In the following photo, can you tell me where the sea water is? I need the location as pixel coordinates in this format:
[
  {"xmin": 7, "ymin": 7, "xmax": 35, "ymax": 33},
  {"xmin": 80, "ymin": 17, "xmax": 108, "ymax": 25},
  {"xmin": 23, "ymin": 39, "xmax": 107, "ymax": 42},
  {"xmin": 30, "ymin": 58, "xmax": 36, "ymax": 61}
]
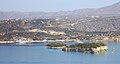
[{"xmin": 0, "ymin": 42, "xmax": 120, "ymax": 64}]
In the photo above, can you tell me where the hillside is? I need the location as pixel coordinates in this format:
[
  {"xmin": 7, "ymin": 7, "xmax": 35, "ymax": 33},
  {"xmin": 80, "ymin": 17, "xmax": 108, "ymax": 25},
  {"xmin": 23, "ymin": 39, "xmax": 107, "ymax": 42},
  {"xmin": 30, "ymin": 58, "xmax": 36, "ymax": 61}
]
[{"xmin": 0, "ymin": 16, "xmax": 120, "ymax": 40}]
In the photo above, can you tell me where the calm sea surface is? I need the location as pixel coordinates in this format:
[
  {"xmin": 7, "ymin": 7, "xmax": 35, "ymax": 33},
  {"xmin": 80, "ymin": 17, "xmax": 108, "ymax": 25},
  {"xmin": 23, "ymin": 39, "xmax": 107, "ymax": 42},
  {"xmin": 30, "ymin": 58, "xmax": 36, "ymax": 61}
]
[{"xmin": 0, "ymin": 42, "xmax": 120, "ymax": 64}]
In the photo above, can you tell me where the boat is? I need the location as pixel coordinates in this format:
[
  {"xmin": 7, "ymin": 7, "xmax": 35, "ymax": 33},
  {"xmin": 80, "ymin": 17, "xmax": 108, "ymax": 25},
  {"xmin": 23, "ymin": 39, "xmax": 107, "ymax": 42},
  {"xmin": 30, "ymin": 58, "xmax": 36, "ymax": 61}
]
[
  {"xmin": 76, "ymin": 40, "xmax": 84, "ymax": 43},
  {"xmin": 112, "ymin": 47, "xmax": 115, "ymax": 53}
]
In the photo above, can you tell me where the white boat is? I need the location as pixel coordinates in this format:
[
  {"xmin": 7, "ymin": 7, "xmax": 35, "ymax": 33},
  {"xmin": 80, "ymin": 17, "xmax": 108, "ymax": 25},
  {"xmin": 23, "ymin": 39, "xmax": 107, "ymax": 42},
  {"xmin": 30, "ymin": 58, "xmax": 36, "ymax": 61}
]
[
  {"xmin": 112, "ymin": 47, "xmax": 115, "ymax": 53},
  {"xmin": 76, "ymin": 40, "xmax": 84, "ymax": 43},
  {"xmin": 15, "ymin": 40, "xmax": 27, "ymax": 45}
]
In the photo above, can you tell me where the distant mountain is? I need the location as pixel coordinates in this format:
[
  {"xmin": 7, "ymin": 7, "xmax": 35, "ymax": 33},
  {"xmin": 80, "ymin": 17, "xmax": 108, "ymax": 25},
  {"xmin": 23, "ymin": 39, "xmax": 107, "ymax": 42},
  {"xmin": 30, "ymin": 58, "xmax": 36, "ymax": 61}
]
[
  {"xmin": 0, "ymin": 1, "xmax": 120, "ymax": 19},
  {"xmin": 0, "ymin": 11, "xmax": 46, "ymax": 19},
  {"xmin": 96, "ymin": 1, "xmax": 120, "ymax": 14}
]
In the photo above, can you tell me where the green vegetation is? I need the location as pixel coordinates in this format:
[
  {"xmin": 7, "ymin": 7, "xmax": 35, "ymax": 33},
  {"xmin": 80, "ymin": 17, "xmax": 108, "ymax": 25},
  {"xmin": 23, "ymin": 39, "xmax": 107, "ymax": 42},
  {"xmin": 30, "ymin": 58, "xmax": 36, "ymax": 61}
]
[
  {"xmin": 69, "ymin": 43, "xmax": 106, "ymax": 48},
  {"xmin": 46, "ymin": 42, "xmax": 66, "ymax": 47},
  {"xmin": 46, "ymin": 42, "xmax": 106, "ymax": 48}
]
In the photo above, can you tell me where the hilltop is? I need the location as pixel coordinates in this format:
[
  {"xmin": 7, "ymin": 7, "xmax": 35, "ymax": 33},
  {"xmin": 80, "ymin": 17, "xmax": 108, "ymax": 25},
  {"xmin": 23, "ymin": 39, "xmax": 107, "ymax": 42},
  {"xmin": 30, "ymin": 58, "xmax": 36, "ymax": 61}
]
[{"xmin": 0, "ymin": 1, "xmax": 120, "ymax": 19}]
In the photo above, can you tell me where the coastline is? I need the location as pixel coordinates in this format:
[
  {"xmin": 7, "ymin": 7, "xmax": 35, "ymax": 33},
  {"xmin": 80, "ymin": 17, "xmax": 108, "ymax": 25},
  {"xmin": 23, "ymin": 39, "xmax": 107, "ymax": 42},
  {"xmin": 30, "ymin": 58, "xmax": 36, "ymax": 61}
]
[{"xmin": 46, "ymin": 42, "xmax": 108, "ymax": 54}]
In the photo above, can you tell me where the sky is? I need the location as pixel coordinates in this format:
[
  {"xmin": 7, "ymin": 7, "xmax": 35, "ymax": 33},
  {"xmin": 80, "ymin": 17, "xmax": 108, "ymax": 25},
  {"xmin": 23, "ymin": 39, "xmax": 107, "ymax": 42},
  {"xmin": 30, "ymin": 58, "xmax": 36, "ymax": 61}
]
[{"xmin": 0, "ymin": 0, "xmax": 119, "ymax": 12}]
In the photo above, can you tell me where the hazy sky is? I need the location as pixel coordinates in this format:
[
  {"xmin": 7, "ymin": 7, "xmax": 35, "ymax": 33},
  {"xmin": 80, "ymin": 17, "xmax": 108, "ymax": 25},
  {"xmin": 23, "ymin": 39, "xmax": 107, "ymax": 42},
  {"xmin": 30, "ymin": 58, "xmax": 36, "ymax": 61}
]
[{"xmin": 0, "ymin": 0, "xmax": 119, "ymax": 12}]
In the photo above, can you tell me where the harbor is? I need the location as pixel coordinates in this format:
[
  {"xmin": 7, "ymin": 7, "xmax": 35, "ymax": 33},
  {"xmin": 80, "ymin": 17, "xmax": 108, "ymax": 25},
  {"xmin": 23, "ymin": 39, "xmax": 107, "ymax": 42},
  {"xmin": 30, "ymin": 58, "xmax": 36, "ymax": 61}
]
[{"xmin": 0, "ymin": 39, "xmax": 84, "ymax": 46}]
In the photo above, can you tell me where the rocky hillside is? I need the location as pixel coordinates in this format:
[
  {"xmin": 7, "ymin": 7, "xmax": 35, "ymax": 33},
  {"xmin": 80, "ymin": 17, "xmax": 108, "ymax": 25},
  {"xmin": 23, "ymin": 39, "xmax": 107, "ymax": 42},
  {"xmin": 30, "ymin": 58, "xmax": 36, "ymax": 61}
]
[
  {"xmin": 0, "ymin": 16, "xmax": 120, "ymax": 40},
  {"xmin": 0, "ymin": 16, "xmax": 120, "ymax": 32}
]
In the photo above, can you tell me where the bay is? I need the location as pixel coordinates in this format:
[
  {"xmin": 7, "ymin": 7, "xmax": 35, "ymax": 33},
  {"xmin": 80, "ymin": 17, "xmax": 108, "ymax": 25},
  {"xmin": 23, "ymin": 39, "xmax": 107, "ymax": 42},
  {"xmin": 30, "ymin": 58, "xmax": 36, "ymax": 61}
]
[{"xmin": 0, "ymin": 42, "xmax": 120, "ymax": 64}]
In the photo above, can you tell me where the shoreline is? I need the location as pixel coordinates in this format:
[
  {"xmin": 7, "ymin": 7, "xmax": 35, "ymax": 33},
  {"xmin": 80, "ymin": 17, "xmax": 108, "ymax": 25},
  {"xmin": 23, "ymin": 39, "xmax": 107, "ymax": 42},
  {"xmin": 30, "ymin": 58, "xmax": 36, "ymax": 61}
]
[{"xmin": 46, "ymin": 42, "xmax": 108, "ymax": 54}]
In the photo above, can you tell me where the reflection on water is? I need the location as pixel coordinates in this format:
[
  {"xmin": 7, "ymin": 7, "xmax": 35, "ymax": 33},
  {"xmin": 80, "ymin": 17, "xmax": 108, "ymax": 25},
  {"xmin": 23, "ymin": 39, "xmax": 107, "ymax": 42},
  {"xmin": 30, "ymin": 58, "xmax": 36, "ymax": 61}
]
[{"xmin": 0, "ymin": 41, "xmax": 120, "ymax": 64}]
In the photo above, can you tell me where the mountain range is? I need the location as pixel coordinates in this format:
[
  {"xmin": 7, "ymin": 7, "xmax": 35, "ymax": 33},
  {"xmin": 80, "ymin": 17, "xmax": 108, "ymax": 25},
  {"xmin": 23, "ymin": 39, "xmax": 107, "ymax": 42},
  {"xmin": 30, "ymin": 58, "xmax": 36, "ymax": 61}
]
[{"xmin": 0, "ymin": 1, "xmax": 120, "ymax": 19}]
